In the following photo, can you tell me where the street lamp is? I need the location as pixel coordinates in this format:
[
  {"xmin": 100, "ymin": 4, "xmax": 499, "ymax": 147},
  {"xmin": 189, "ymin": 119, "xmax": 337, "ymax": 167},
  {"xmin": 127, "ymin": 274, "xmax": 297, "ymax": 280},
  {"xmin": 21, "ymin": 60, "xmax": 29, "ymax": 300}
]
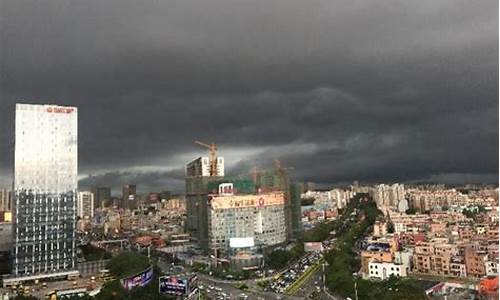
[{"xmin": 210, "ymin": 255, "xmax": 217, "ymax": 270}]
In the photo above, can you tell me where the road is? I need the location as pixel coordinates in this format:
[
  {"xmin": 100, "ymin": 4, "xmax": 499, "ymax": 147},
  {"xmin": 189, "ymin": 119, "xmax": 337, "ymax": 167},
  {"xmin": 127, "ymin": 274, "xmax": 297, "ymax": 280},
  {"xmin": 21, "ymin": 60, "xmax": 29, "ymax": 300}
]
[
  {"xmin": 197, "ymin": 273, "xmax": 303, "ymax": 300},
  {"xmin": 158, "ymin": 257, "xmax": 300, "ymax": 300},
  {"xmin": 293, "ymin": 261, "xmax": 337, "ymax": 300}
]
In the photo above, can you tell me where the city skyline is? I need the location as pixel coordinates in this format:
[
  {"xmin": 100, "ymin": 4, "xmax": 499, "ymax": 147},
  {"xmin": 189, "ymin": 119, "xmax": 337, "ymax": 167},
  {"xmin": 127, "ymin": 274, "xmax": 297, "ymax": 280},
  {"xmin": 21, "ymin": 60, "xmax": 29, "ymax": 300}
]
[{"xmin": 1, "ymin": 0, "xmax": 498, "ymax": 193}]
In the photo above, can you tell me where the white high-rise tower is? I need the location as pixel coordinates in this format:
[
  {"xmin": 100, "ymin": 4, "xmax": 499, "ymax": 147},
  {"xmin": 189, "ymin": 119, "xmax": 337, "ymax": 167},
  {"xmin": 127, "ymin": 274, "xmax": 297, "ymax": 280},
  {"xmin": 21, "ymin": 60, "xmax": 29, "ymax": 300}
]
[{"xmin": 12, "ymin": 103, "xmax": 78, "ymax": 279}]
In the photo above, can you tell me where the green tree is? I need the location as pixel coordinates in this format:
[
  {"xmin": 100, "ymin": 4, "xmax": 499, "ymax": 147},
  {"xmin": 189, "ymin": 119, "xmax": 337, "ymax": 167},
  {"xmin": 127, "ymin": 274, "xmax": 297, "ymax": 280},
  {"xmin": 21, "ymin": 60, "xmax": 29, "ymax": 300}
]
[
  {"xmin": 96, "ymin": 252, "xmax": 171, "ymax": 300},
  {"xmin": 106, "ymin": 252, "xmax": 150, "ymax": 278}
]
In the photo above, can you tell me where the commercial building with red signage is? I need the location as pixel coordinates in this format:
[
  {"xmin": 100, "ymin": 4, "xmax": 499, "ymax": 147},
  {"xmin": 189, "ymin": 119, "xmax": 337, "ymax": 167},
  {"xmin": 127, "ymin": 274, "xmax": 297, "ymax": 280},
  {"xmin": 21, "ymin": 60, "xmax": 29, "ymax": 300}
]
[{"xmin": 207, "ymin": 184, "xmax": 286, "ymax": 253}]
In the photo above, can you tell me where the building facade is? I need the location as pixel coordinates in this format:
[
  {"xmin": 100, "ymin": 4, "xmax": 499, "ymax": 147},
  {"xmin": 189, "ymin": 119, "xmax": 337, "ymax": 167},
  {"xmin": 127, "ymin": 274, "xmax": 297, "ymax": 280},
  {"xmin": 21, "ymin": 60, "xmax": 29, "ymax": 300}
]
[
  {"xmin": 122, "ymin": 184, "xmax": 137, "ymax": 210},
  {"xmin": 373, "ymin": 183, "xmax": 405, "ymax": 208},
  {"xmin": 208, "ymin": 189, "xmax": 286, "ymax": 253},
  {"xmin": 13, "ymin": 104, "xmax": 77, "ymax": 278}
]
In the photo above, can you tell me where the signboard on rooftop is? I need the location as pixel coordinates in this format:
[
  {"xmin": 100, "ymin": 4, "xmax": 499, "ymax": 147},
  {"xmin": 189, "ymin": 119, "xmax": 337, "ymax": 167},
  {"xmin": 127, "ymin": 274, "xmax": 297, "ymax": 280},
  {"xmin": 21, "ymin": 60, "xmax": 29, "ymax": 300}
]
[{"xmin": 210, "ymin": 192, "xmax": 284, "ymax": 210}]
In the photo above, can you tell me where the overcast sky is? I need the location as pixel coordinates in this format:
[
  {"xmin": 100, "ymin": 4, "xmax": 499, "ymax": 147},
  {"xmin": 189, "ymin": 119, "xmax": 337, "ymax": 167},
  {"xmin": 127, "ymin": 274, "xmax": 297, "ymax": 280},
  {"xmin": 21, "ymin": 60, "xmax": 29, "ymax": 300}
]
[{"xmin": 0, "ymin": 0, "xmax": 498, "ymax": 194}]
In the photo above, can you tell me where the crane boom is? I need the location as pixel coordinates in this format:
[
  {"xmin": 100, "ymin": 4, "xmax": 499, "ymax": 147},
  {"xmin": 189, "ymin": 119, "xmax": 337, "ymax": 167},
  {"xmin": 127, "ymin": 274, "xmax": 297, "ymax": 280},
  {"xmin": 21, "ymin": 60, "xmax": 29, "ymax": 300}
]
[{"xmin": 194, "ymin": 140, "xmax": 214, "ymax": 149}]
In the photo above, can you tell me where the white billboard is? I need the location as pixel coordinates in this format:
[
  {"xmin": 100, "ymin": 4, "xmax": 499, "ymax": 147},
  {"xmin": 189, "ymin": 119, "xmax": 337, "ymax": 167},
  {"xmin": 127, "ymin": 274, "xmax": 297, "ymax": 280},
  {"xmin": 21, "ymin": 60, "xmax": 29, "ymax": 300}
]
[{"xmin": 229, "ymin": 237, "xmax": 255, "ymax": 248}]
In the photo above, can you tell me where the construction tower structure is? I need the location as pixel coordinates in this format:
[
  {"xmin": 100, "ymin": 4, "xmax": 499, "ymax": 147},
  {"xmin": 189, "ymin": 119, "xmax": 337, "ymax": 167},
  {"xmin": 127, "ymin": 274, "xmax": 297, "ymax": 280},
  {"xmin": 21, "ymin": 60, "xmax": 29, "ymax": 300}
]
[{"xmin": 194, "ymin": 141, "xmax": 218, "ymax": 176}]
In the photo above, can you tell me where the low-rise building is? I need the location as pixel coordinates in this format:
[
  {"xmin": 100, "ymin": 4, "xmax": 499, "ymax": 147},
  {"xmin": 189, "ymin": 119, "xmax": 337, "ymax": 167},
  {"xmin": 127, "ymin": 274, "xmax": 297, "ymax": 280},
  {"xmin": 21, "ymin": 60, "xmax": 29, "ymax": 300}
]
[
  {"xmin": 450, "ymin": 256, "xmax": 467, "ymax": 277},
  {"xmin": 368, "ymin": 261, "xmax": 407, "ymax": 280},
  {"xmin": 485, "ymin": 261, "xmax": 499, "ymax": 277},
  {"xmin": 465, "ymin": 248, "xmax": 488, "ymax": 278},
  {"xmin": 361, "ymin": 250, "xmax": 392, "ymax": 276}
]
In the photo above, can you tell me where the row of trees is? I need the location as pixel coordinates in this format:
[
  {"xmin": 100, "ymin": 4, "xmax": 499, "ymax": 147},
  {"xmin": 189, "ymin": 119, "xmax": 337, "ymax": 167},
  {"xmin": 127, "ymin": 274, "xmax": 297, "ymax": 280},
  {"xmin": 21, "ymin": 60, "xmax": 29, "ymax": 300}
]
[
  {"xmin": 266, "ymin": 195, "xmax": 364, "ymax": 270},
  {"xmin": 324, "ymin": 196, "xmax": 426, "ymax": 300},
  {"xmin": 265, "ymin": 243, "xmax": 305, "ymax": 270}
]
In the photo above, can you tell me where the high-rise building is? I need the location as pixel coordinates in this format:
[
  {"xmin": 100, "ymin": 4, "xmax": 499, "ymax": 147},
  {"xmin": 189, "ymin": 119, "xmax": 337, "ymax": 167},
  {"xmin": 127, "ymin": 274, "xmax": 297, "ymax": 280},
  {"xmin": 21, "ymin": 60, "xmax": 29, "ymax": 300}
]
[
  {"xmin": 122, "ymin": 184, "xmax": 137, "ymax": 210},
  {"xmin": 185, "ymin": 176, "xmax": 220, "ymax": 250},
  {"xmin": 11, "ymin": 104, "xmax": 78, "ymax": 281},
  {"xmin": 185, "ymin": 157, "xmax": 225, "ymax": 250},
  {"xmin": 0, "ymin": 188, "xmax": 10, "ymax": 212},
  {"xmin": 91, "ymin": 187, "xmax": 111, "ymax": 208},
  {"xmin": 289, "ymin": 183, "xmax": 303, "ymax": 239},
  {"xmin": 77, "ymin": 191, "xmax": 94, "ymax": 219},
  {"xmin": 254, "ymin": 169, "xmax": 300, "ymax": 240}
]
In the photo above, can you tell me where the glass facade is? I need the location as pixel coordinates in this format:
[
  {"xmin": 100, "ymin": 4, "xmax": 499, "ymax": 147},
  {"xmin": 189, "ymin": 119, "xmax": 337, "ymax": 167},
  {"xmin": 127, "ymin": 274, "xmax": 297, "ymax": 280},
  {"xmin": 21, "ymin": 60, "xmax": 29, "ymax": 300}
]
[{"xmin": 13, "ymin": 103, "xmax": 77, "ymax": 276}]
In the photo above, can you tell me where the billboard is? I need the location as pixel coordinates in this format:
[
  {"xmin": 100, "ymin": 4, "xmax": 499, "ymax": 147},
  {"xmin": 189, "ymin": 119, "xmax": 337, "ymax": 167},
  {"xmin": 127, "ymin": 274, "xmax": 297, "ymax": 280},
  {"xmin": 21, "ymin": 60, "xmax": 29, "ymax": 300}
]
[
  {"xmin": 120, "ymin": 265, "xmax": 153, "ymax": 290},
  {"xmin": 229, "ymin": 237, "xmax": 255, "ymax": 248},
  {"xmin": 210, "ymin": 192, "xmax": 284, "ymax": 210},
  {"xmin": 159, "ymin": 274, "xmax": 198, "ymax": 296}
]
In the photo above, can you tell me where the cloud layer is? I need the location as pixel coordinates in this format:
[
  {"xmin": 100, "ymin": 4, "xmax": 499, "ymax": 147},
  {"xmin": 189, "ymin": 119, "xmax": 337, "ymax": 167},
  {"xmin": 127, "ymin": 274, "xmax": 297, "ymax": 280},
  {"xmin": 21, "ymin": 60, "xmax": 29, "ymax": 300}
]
[{"xmin": 0, "ymin": 0, "xmax": 498, "ymax": 193}]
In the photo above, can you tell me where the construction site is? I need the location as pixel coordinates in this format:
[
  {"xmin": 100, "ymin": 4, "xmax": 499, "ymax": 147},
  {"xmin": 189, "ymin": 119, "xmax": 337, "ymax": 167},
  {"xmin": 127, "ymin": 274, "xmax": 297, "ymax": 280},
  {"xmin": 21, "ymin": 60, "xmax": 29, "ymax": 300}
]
[{"xmin": 185, "ymin": 141, "xmax": 303, "ymax": 270}]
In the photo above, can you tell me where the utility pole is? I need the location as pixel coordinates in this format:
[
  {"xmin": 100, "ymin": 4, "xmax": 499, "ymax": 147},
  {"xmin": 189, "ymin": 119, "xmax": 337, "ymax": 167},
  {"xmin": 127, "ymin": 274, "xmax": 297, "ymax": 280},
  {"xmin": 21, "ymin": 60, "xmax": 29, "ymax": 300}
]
[{"xmin": 352, "ymin": 272, "xmax": 359, "ymax": 300}]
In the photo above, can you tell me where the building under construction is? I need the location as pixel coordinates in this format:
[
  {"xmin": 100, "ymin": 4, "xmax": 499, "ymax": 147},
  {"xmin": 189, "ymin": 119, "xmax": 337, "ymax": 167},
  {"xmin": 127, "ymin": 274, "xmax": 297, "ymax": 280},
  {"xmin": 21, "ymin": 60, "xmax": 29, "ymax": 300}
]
[{"xmin": 185, "ymin": 141, "xmax": 303, "ymax": 253}]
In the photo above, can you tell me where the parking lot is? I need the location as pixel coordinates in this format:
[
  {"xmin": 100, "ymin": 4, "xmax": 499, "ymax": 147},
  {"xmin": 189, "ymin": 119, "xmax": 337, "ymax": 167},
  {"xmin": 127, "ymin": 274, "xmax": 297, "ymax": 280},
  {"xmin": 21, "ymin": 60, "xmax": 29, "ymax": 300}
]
[{"xmin": 0, "ymin": 276, "xmax": 102, "ymax": 299}]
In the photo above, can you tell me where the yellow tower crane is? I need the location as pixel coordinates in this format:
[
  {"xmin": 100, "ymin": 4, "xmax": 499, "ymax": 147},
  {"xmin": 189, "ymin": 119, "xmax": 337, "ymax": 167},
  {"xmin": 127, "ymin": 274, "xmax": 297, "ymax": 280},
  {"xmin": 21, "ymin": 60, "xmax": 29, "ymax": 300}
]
[{"xmin": 194, "ymin": 140, "xmax": 218, "ymax": 176}]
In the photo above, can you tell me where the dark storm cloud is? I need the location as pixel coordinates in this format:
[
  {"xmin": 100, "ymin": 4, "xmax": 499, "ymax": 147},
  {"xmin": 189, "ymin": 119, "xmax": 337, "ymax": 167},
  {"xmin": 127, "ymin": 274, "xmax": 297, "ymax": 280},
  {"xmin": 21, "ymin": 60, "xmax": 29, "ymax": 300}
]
[
  {"xmin": 78, "ymin": 168, "xmax": 185, "ymax": 195},
  {"xmin": 0, "ymin": 0, "xmax": 498, "ymax": 192}
]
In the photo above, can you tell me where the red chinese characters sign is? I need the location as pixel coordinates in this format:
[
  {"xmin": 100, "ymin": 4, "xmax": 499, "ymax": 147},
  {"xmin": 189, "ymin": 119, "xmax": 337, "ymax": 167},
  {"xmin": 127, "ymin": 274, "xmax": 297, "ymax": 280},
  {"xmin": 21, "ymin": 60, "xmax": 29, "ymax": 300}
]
[
  {"xmin": 47, "ymin": 107, "xmax": 74, "ymax": 113},
  {"xmin": 210, "ymin": 192, "xmax": 284, "ymax": 209}
]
